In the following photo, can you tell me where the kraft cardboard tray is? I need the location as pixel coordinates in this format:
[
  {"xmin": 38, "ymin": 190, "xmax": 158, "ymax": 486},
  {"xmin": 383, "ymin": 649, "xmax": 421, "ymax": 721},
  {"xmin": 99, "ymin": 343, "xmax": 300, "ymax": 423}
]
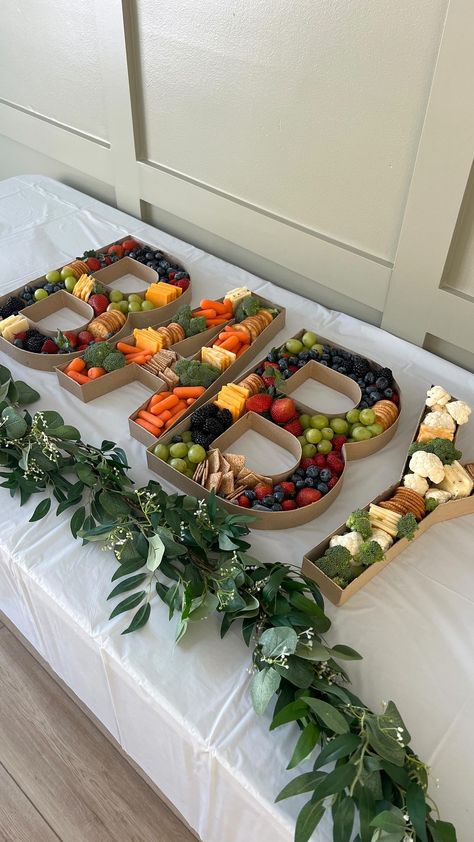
[
  {"xmin": 143, "ymin": 347, "xmax": 403, "ymax": 528},
  {"xmin": 302, "ymin": 391, "xmax": 472, "ymax": 604},
  {"xmin": 0, "ymin": 235, "xmax": 191, "ymax": 372},
  {"xmin": 128, "ymin": 296, "xmax": 286, "ymax": 447}
]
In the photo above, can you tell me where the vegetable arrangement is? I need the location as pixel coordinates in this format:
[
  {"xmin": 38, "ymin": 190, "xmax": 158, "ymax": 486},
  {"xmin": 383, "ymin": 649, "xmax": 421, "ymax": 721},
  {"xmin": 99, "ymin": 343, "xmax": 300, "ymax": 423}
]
[{"xmin": 0, "ymin": 363, "xmax": 458, "ymax": 842}]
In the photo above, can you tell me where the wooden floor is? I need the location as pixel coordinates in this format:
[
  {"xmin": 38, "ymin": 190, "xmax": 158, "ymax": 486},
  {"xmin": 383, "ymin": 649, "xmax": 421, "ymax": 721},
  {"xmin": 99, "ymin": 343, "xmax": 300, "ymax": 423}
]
[{"xmin": 0, "ymin": 622, "xmax": 195, "ymax": 842}]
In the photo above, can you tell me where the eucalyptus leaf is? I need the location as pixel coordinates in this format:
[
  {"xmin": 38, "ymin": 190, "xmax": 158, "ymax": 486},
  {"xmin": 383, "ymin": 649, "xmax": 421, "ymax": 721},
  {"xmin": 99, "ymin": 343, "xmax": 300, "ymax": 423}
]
[
  {"xmin": 0, "ymin": 380, "xmax": 10, "ymax": 403},
  {"xmin": 7, "ymin": 381, "xmax": 19, "ymax": 404},
  {"xmin": 302, "ymin": 697, "xmax": 350, "ymax": 734},
  {"xmin": 406, "ymin": 783, "xmax": 428, "ymax": 842},
  {"xmin": 370, "ymin": 808, "xmax": 406, "ymax": 833},
  {"xmin": 332, "ymin": 796, "xmax": 355, "ymax": 842},
  {"xmin": 14, "ymin": 381, "xmax": 41, "ymax": 405},
  {"xmin": 146, "ymin": 534, "xmax": 165, "ymax": 572},
  {"xmin": 429, "ymin": 820, "xmax": 457, "ymax": 842},
  {"xmin": 99, "ymin": 490, "xmax": 130, "ymax": 517},
  {"xmin": 330, "ymin": 644, "xmax": 362, "ymax": 661},
  {"xmin": 107, "ymin": 573, "xmax": 148, "ymax": 600},
  {"xmin": 122, "ymin": 602, "xmax": 151, "ymax": 634},
  {"xmin": 276, "ymin": 771, "xmax": 326, "ymax": 802},
  {"xmin": 295, "ymin": 641, "xmax": 331, "ymax": 661},
  {"xmin": 29, "ymin": 497, "xmax": 51, "ymax": 522},
  {"xmin": 250, "ymin": 667, "xmax": 281, "ymax": 715},
  {"xmin": 109, "ymin": 590, "xmax": 145, "ymax": 620},
  {"xmin": 313, "ymin": 732, "xmax": 359, "ymax": 769},
  {"xmin": 270, "ymin": 700, "xmax": 309, "ymax": 730},
  {"xmin": 295, "ymin": 798, "xmax": 324, "ymax": 842},
  {"xmin": 49, "ymin": 425, "xmax": 80, "ymax": 440},
  {"xmin": 70, "ymin": 505, "xmax": 86, "ymax": 539},
  {"xmin": 2, "ymin": 407, "xmax": 27, "ymax": 439},
  {"xmin": 259, "ymin": 627, "xmax": 298, "ymax": 659},
  {"xmin": 287, "ymin": 722, "xmax": 320, "ymax": 769}
]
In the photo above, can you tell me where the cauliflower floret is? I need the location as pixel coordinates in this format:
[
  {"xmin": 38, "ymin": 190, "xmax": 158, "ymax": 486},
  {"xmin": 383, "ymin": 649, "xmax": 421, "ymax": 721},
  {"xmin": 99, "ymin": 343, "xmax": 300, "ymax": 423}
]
[
  {"xmin": 425, "ymin": 488, "xmax": 452, "ymax": 503},
  {"xmin": 423, "ymin": 410, "xmax": 455, "ymax": 432},
  {"xmin": 403, "ymin": 473, "xmax": 429, "ymax": 496},
  {"xmin": 329, "ymin": 531, "xmax": 363, "ymax": 558},
  {"xmin": 446, "ymin": 400, "xmax": 471, "ymax": 426},
  {"xmin": 408, "ymin": 451, "xmax": 445, "ymax": 483},
  {"xmin": 426, "ymin": 385, "xmax": 451, "ymax": 408},
  {"xmin": 370, "ymin": 528, "xmax": 394, "ymax": 553}
]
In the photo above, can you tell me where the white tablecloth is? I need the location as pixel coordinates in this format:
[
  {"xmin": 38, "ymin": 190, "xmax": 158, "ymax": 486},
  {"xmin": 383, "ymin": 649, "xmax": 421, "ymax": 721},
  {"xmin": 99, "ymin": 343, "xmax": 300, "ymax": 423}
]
[{"xmin": 1, "ymin": 175, "xmax": 473, "ymax": 842}]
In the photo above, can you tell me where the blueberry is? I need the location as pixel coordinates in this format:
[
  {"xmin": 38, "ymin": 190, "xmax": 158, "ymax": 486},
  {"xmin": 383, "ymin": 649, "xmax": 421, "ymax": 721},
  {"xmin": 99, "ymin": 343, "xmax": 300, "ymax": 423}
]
[
  {"xmin": 359, "ymin": 400, "xmax": 369, "ymax": 409},
  {"xmin": 364, "ymin": 371, "xmax": 375, "ymax": 384},
  {"xmin": 332, "ymin": 356, "xmax": 342, "ymax": 366},
  {"xmin": 266, "ymin": 351, "xmax": 277, "ymax": 362},
  {"xmin": 288, "ymin": 356, "xmax": 299, "ymax": 366},
  {"xmin": 295, "ymin": 479, "xmax": 305, "ymax": 490},
  {"xmin": 255, "ymin": 367, "xmax": 264, "ymax": 376},
  {"xmin": 273, "ymin": 484, "xmax": 283, "ymax": 493},
  {"xmin": 317, "ymin": 482, "xmax": 329, "ymax": 494},
  {"xmin": 252, "ymin": 500, "xmax": 261, "ymax": 508},
  {"xmin": 283, "ymin": 370, "xmax": 291, "ymax": 378},
  {"xmin": 171, "ymin": 435, "xmax": 183, "ymax": 443},
  {"xmin": 321, "ymin": 353, "xmax": 330, "ymax": 362},
  {"xmin": 128, "ymin": 251, "xmax": 136, "ymax": 259},
  {"xmin": 319, "ymin": 468, "xmax": 332, "ymax": 483},
  {"xmin": 297, "ymin": 360, "xmax": 306, "ymax": 368},
  {"xmin": 299, "ymin": 351, "xmax": 310, "ymax": 361},
  {"xmin": 154, "ymin": 251, "xmax": 163, "ymax": 259},
  {"xmin": 309, "ymin": 349, "xmax": 320, "ymax": 360},
  {"xmin": 384, "ymin": 388, "xmax": 393, "ymax": 398},
  {"xmin": 338, "ymin": 366, "xmax": 347, "ymax": 374},
  {"xmin": 290, "ymin": 473, "xmax": 300, "ymax": 483},
  {"xmin": 357, "ymin": 378, "xmax": 366, "ymax": 387},
  {"xmin": 319, "ymin": 360, "xmax": 328, "ymax": 366},
  {"xmin": 244, "ymin": 490, "xmax": 256, "ymax": 501},
  {"xmin": 369, "ymin": 390, "xmax": 382, "ymax": 402},
  {"xmin": 262, "ymin": 495, "xmax": 275, "ymax": 507},
  {"xmin": 271, "ymin": 503, "xmax": 283, "ymax": 511},
  {"xmin": 13, "ymin": 339, "xmax": 23, "ymax": 348},
  {"xmin": 296, "ymin": 468, "xmax": 305, "ymax": 477},
  {"xmin": 349, "ymin": 373, "xmax": 358, "ymax": 381},
  {"xmin": 145, "ymin": 252, "xmax": 154, "ymax": 260},
  {"xmin": 304, "ymin": 477, "xmax": 315, "ymax": 487},
  {"xmin": 274, "ymin": 490, "xmax": 285, "ymax": 503},
  {"xmin": 306, "ymin": 466, "xmax": 319, "ymax": 478},
  {"xmin": 375, "ymin": 376, "xmax": 389, "ymax": 390},
  {"xmin": 279, "ymin": 359, "xmax": 288, "ymax": 370}
]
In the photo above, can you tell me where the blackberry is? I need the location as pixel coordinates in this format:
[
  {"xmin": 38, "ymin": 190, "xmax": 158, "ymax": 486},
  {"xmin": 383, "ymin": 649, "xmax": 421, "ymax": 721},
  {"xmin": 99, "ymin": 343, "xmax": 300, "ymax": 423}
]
[
  {"xmin": 192, "ymin": 431, "xmax": 214, "ymax": 449},
  {"xmin": 0, "ymin": 296, "xmax": 26, "ymax": 319},
  {"xmin": 216, "ymin": 409, "xmax": 232, "ymax": 429},
  {"xmin": 191, "ymin": 404, "xmax": 218, "ymax": 428},
  {"xmin": 26, "ymin": 334, "xmax": 46, "ymax": 353},
  {"xmin": 377, "ymin": 367, "xmax": 393, "ymax": 385},
  {"xmin": 202, "ymin": 418, "xmax": 225, "ymax": 436},
  {"xmin": 352, "ymin": 357, "xmax": 371, "ymax": 378},
  {"xmin": 26, "ymin": 328, "xmax": 41, "ymax": 340}
]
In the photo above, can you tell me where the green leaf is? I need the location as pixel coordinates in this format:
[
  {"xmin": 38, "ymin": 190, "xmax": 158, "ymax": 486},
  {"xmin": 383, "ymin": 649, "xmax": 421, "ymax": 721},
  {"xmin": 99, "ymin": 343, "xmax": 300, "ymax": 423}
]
[
  {"xmin": 0, "ymin": 365, "xmax": 11, "ymax": 385},
  {"xmin": 122, "ymin": 602, "xmax": 151, "ymax": 634},
  {"xmin": 218, "ymin": 532, "xmax": 239, "ymax": 551},
  {"xmin": 332, "ymin": 797, "xmax": 355, "ymax": 842},
  {"xmin": 370, "ymin": 808, "xmax": 406, "ymax": 833},
  {"xmin": 379, "ymin": 761, "xmax": 411, "ymax": 789},
  {"xmin": 406, "ymin": 783, "xmax": 428, "ymax": 842},
  {"xmin": 188, "ymin": 592, "xmax": 219, "ymax": 622},
  {"xmin": 56, "ymin": 496, "xmax": 82, "ymax": 516},
  {"xmin": 262, "ymin": 566, "xmax": 287, "ymax": 604},
  {"xmin": 153, "ymin": 526, "xmax": 187, "ymax": 556},
  {"xmin": 1, "ymin": 407, "xmax": 27, "ymax": 439},
  {"xmin": 295, "ymin": 641, "xmax": 332, "ymax": 661},
  {"xmin": 311, "ymin": 764, "xmax": 356, "ymax": 801},
  {"xmin": 287, "ymin": 722, "xmax": 320, "ymax": 769},
  {"xmin": 429, "ymin": 820, "xmax": 457, "ymax": 842},
  {"xmin": 329, "ymin": 644, "xmax": 362, "ymax": 660},
  {"xmin": 7, "ymin": 381, "xmax": 19, "ymax": 404},
  {"xmin": 366, "ymin": 715, "xmax": 405, "ymax": 767},
  {"xmin": 75, "ymin": 463, "xmax": 96, "ymax": 486},
  {"xmin": 276, "ymin": 656, "xmax": 314, "ymax": 689},
  {"xmin": 270, "ymin": 700, "xmax": 309, "ymax": 730},
  {"xmin": 146, "ymin": 534, "xmax": 165, "ymax": 572},
  {"xmin": 358, "ymin": 783, "xmax": 376, "ymax": 842},
  {"xmin": 50, "ymin": 424, "xmax": 80, "ymax": 440},
  {"xmin": 207, "ymin": 489, "xmax": 217, "ymax": 519},
  {"xmin": 290, "ymin": 592, "xmax": 331, "ymax": 632},
  {"xmin": 295, "ymin": 798, "xmax": 325, "ymax": 842},
  {"xmin": 111, "ymin": 558, "xmax": 146, "ymax": 580},
  {"xmin": 276, "ymin": 771, "xmax": 326, "ymax": 802},
  {"xmin": 302, "ymin": 697, "xmax": 349, "ymax": 734},
  {"xmin": 40, "ymin": 410, "xmax": 64, "ymax": 428},
  {"xmin": 259, "ymin": 626, "xmax": 298, "ymax": 659},
  {"xmin": 99, "ymin": 490, "xmax": 130, "ymax": 517},
  {"xmin": 14, "ymin": 381, "xmax": 40, "ymax": 405},
  {"xmin": 70, "ymin": 505, "xmax": 86, "ymax": 539},
  {"xmin": 29, "ymin": 497, "xmax": 51, "ymax": 522},
  {"xmin": 250, "ymin": 667, "xmax": 281, "ymax": 715},
  {"xmin": 101, "ymin": 440, "xmax": 116, "ymax": 451},
  {"xmin": 313, "ymin": 732, "xmax": 360, "ymax": 769},
  {"xmin": 109, "ymin": 591, "xmax": 145, "ymax": 619},
  {"xmin": 0, "ymin": 380, "xmax": 11, "ymax": 403},
  {"xmin": 107, "ymin": 574, "xmax": 148, "ymax": 600}
]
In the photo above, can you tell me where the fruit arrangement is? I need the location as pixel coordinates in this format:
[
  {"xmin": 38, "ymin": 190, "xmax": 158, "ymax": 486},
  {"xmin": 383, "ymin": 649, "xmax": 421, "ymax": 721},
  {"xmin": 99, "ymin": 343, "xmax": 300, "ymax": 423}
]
[
  {"xmin": 153, "ymin": 404, "xmax": 233, "ymax": 476},
  {"xmin": 0, "ymin": 236, "xmax": 191, "ymax": 363},
  {"xmin": 307, "ymin": 384, "xmax": 473, "ymax": 598}
]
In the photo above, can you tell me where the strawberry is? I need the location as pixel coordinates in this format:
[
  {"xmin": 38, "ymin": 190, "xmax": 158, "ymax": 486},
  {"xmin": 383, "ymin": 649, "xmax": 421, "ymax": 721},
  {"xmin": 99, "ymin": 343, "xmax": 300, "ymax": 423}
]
[
  {"xmin": 314, "ymin": 454, "xmax": 327, "ymax": 468},
  {"xmin": 264, "ymin": 362, "xmax": 280, "ymax": 371},
  {"xmin": 77, "ymin": 330, "xmax": 95, "ymax": 346},
  {"xmin": 85, "ymin": 257, "xmax": 101, "ymax": 272},
  {"xmin": 238, "ymin": 495, "xmax": 251, "ymax": 508},
  {"xmin": 77, "ymin": 344, "xmax": 89, "ymax": 351},
  {"xmin": 283, "ymin": 418, "xmax": 303, "ymax": 436},
  {"xmin": 108, "ymin": 244, "xmax": 124, "ymax": 258},
  {"xmin": 282, "ymin": 499, "xmax": 297, "ymax": 510},
  {"xmin": 173, "ymin": 278, "xmax": 190, "ymax": 292},
  {"xmin": 168, "ymin": 271, "xmax": 176, "ymax": 281},
  {"xmin": 288, "ymin": 365, "xmax": 299, "ymax": 373},
  {"xmin": 121, "ymin": 239, "xmax": 139, "ymax": 251},
  {"xmin": 332, "ymin": 435, "xmax": 347, "ymax": 451},
  {"xmin": 270, "ymin": 398, "xmax": 297, "ymax": 424},
  {"xmin": 104, "ymin": 256, "xmax": 112, "ymax": 265},
  {"xmin": 328, "ymin": 476, "xmax": 339, "ymax": 490},
  {"xmin": 41, "ymin": 339, "xmax": 59, "ymax": 354},
  {"xmin": 390, "ymin": 391, "xmax": 399, "ymax": 405},
  {"xmin": 299, "ymin": 457, "xmax": 315, "ymax": 471},
  {"xmin": 246, "ymin": 394, "xmax": 273, "ymax": 414},
  {"xmin": 327, "ymin": 454, "xmax": 344, "ymax": 474},
  {"xmin": 262, "ymin": 375, "xmax": 276, "ymax": 388},
  {"xmin": 255, "ymin": 483, "xmax": 273, "ymax": 501},
  {"xmin": 14, "ymin": 331, "xmax": 28, "ymax": 341},
  {"xmin": 296, "ymin": 488, "xmax": 322, "ymax": 507},
  {"xmin": 63, "ymin": 331, "xmax": 78, "ymax": 348},
  {"xmin": 88, "ymin": 294, "xmax": 109, "ymax": 316},
  {"xmin": 280, "ymin": 481, "xmax": 296, "ymax": 497}
]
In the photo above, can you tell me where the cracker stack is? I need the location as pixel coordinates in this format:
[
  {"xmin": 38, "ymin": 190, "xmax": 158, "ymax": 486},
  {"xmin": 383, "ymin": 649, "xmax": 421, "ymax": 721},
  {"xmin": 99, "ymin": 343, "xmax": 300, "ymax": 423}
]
[
  {"xmin": 378, "ymin": 487, "xmax": 426, "ymax": 521},
  {"xmin": 193, "ymin": 448, "xmax": 271, "ymax": 501},
  {"xmin": 238, "ymin": 373, "xmax": 264, "ymax": 396},
  {"xmin": 373, "ymin": 400, "xmax": 399, "ymax": 431}
]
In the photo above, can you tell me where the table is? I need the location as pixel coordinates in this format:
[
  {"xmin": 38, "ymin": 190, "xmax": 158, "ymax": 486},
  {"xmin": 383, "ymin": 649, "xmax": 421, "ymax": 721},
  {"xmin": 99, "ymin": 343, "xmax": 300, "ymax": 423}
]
[{"xmin": 1, "ymin": 175, "xmax": 473, "ymax": 841}]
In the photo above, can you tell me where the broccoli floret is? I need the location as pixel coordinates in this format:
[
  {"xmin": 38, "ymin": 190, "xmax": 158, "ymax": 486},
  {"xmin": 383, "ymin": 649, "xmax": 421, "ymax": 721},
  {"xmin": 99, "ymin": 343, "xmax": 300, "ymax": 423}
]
[
  {"xmin": 175, "ymin": 306, "xmax": 207, "ymax": 338},
  {"xmin": 397, "ymin": 513, "xmax": 418, "ymax": 541},
  {"xmin": 408, "ymin": 437, "xmax": 462, "ymax": 465},
  {"xmin": 175, "ymin": 359, "xmax": 220, "ymax": 388},
  {"xmin": 345, "ymin": 509, "xmax": 372, "ymax": 540},
  {"xmin": 425, "ymin": 497, "xmax": 439, "ymax": 513},
  {"xmin": 234, "ymin": 295, "xmax": 261, "ymax": 322},
  {"xmin": 103, "ymin": 351, "xmax": 125, "ymax": 372},
  {"xmin": 354, "ymin": 540, "xmax": 384, "ymax": 566},
  {"xmin": 189, "ymin": 316, "xmax": 207, "ymax": 336},
  {"xmin": 316, "ymin": 545, "xmax": 354, "ymax": 586},
  {"xmin": 84, "ymin": 341, "xmax": 114, "ymax": 368}
]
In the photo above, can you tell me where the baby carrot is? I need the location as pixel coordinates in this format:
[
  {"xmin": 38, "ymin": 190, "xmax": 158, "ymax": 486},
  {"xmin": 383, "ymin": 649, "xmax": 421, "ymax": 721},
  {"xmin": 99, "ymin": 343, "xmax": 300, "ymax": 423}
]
[
  {"xmin": 138, "ymin": 410, "xmax": 164, "ymax": 427},
  {"xmin": 65, "ymin": 357, "xmax": 86, "ymax": 374},
  {"xmin": 220, "ymin": 335, "xmax": 241, "ymax": 352},
  {"xmin": 88, "ymin": 367, "xmax": 106, "ymax": 379},
  {"xmin": 125, "ymin": 353, "xmax": 152, "ymax": 365},
  {"xmin": 67, "ymin": 370, "xmax": 90, "ymax": 385},
  {"xmin": 193, "ymin": 308, "xmax": 217, "ymax": 319},
  {"xmin": 116, "ymin": 341, "xmax": 138, "ymax": 354},
  {"xmin": 157, "ymin": 409, "xmax": 172, "ymax": 423},
  {"xmin": 206, "ymin": 317, "xmax": 230, "ymax": 326},
  {"xmin": 150, "ymin": 394, "xmax": 179, "ymax": 415},
  {"xmin": 165, "ymin": 408, "xmax": 187, "ymax": 429},
  {"xmin": 172, "ymin": 386, "xmax": 206, "ymax": 399},
  {"xmin": 148, "ymin": 392, "xmax": 171, "ymax": 409},
  {"xmin": 186, "ymin": 398, "xmax": 196, "ymax": 406},
  {"xmin": 236, "ymin": 343, "xmax": 250, "ymax": 358},
  {"xmin": 168, "ymin": 399, "xmax": 187, "ymax": 417},
  {"xmin": 135, "ymin": 418, "xmax": 161, "ymax": 436},
  {"xmin": 200, "ymin": 299, "xmax": 230, "ymax": 315}
]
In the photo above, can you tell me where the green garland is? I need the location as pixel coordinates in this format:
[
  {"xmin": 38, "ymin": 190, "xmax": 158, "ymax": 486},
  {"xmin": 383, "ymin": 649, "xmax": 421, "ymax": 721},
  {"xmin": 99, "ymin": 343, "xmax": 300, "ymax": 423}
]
[{"xmin": 0, "ymin": 364, "xmax": 456, "ymax": 842}]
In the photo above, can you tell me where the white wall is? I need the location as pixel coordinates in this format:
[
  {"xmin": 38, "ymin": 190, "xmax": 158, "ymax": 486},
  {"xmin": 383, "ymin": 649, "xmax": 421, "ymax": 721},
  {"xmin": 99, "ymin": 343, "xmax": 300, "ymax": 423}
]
[{"xmin": 5, "ymin": 0, "xmax": 472, "ymax": 360}]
